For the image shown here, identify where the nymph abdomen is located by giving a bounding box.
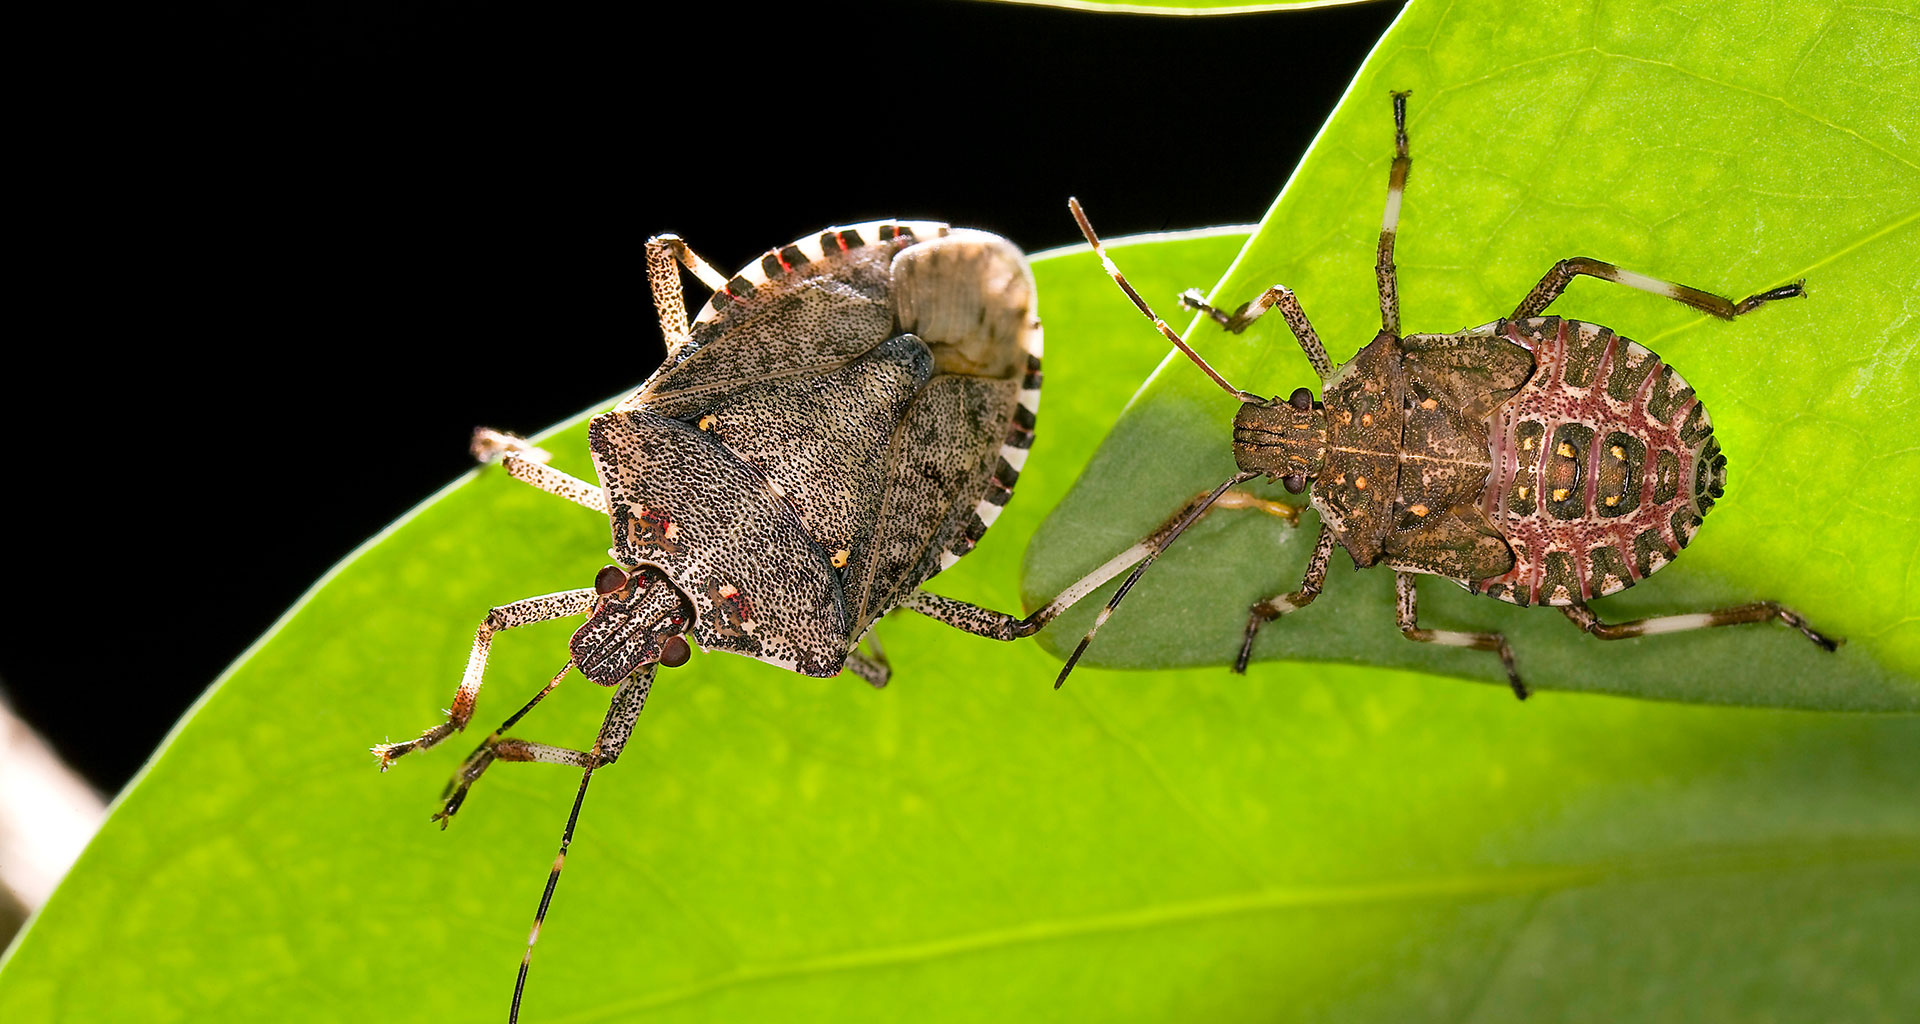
[1472,316,1722,607]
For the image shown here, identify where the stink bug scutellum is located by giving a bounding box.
[1055,92,1839,695]
[372,221,1082,1019]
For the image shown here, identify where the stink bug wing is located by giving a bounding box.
[1382,506,1515,580]
[587,410,852,675]
[848,230,1042,631]
[853,373,1021,631]
[668,334,936,604]
[626,222,949,417]
[1399,325,1534,422]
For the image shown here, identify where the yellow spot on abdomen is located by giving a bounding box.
[1556,442,1577,458]
[1552,488,1571,502]
[698,414,718,431]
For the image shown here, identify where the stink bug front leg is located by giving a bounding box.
[438,667,654,824]
[372,588,596,770]
[1179,286,1335,383]
[473,428,610,515]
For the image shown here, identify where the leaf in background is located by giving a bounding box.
[2,229,1917,1021]
[1025,0,1919,709]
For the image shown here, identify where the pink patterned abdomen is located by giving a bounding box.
[1469,317,1722,606]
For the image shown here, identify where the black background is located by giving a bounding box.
[5,0,1404,793]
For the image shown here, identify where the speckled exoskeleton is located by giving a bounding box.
[371,220,1053,1019]
[1055,93,1839,695]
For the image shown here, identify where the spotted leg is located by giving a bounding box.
[1176,286,1335,383]
[844,648,891,689]
[1395,572,1526,700]
[436,666,653,825]
[643,233,728,357]
[1234,524,1335,673]
[472,427,610,515]
[371,588,597,770]
[1560,602,1839,651]
[1511,257,1805,321]
[502,670,655,1024]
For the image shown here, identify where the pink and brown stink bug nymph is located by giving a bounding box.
[1054,92,1839,696]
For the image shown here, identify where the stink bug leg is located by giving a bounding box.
[1060,91,1838,695]
[371,589,597,771]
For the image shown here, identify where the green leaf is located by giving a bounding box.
[1025,0,1920,709]
[5,221,1918,1021]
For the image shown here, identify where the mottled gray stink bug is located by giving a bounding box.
[371,220,1048,1018]
[1053,92,1839,695]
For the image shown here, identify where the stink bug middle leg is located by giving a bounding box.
[1048,90,1838,695]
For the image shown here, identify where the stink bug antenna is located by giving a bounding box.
[1068,198,1258,404]
[1055,470,1261,689]
[511,761,598,1024]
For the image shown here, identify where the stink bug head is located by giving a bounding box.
[1233,386,1326,491]
[569,563,694,685]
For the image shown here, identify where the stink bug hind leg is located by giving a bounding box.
[1511,257,1808,322]
[1560,601,1841,652]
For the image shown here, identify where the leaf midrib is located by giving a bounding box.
[556,834,1920,1021]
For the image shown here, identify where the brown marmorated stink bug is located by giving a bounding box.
[371,220,1057,1019]
[1052,92,1839,696]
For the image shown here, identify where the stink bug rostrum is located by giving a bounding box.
[1052,93,1838,696]
[372,220,1074,1018]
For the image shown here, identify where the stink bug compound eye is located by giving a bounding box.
[1050,91,1840,696]
[370,220,1087,1020]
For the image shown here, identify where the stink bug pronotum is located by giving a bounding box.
[372,220,1074,1018]
[1053,92,1839,695]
